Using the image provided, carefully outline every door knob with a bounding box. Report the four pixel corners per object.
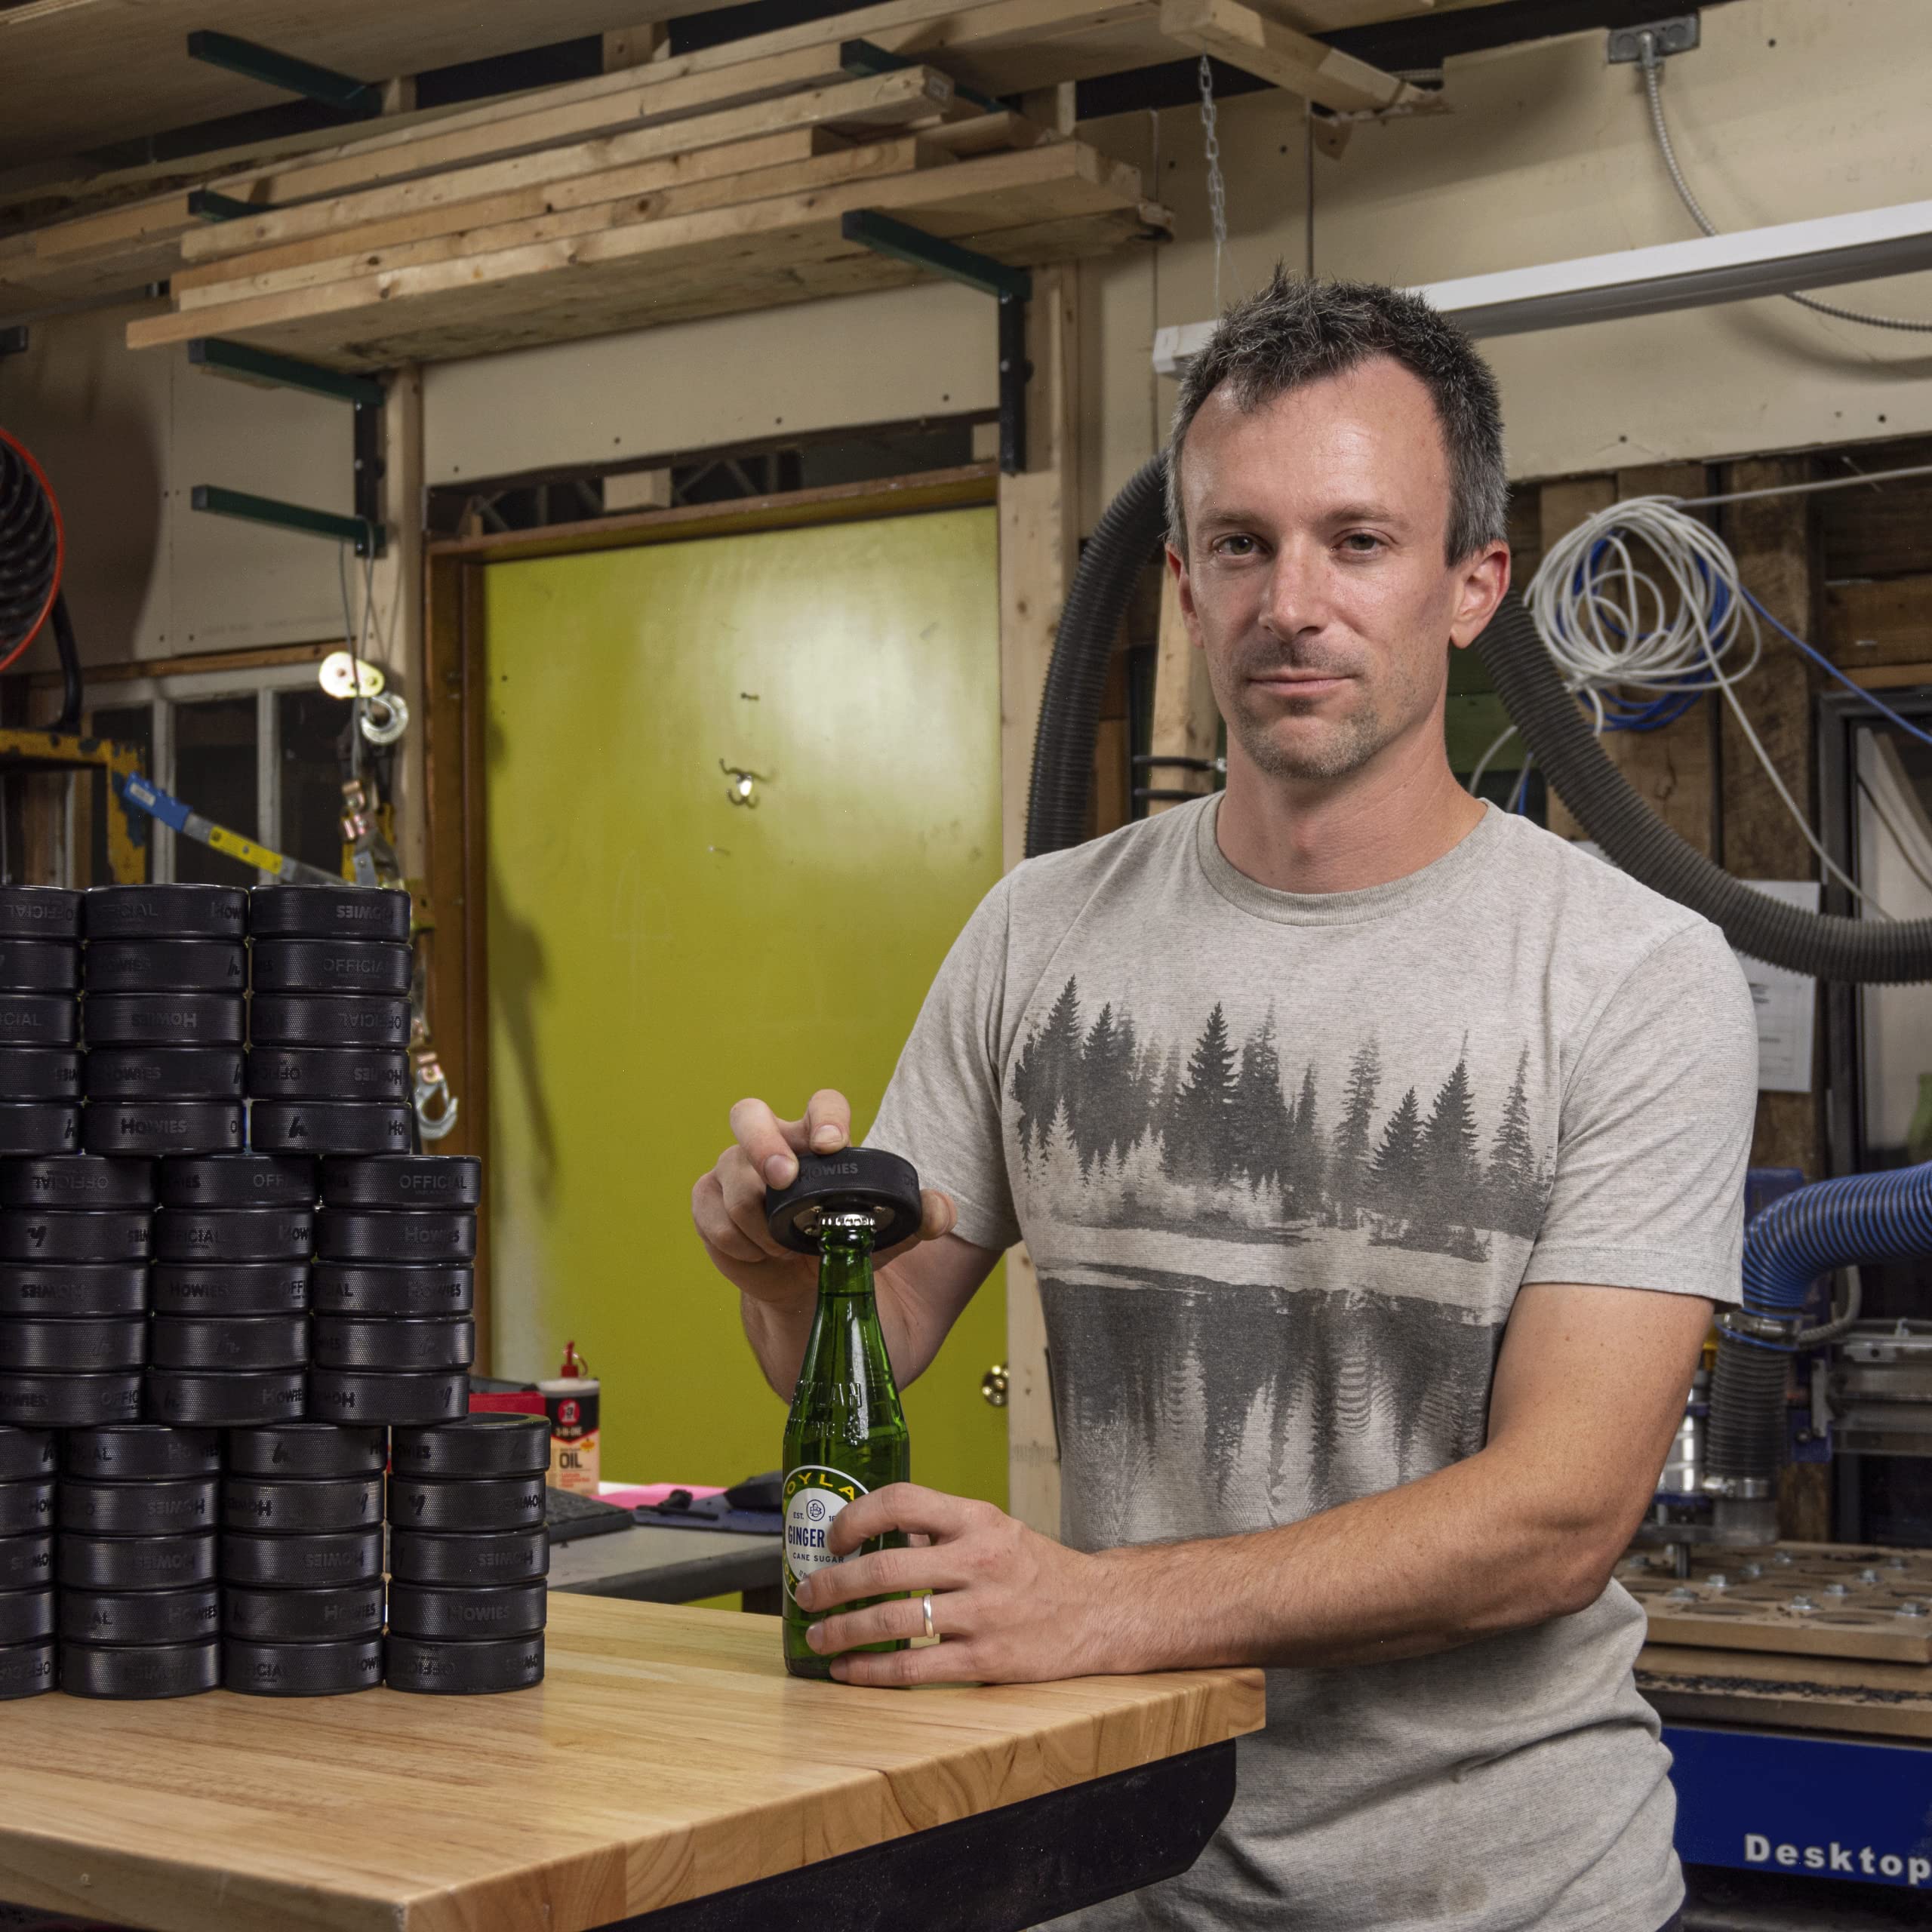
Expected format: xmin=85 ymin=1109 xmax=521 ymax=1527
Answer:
xmin=980 ymin=1362 xmax=1009 ymax=1408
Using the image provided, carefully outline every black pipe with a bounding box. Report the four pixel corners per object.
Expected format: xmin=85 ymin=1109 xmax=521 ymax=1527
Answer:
xmin=1027 ymin=456 xmax=1932 ymax=983
xmin=49 ymin=592 xmax=82 ymax=736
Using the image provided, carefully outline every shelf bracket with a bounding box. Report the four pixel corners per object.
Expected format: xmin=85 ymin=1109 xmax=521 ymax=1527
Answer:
xmin=187 ymin=338 xmax=387 ymax=557
xmin=839 ymin=210 xmax=1032 ymax=475
xmin=186 ymin=30 xmax=384 ymax=117
xmin=187 ymin=188 xmax=262 ymax=224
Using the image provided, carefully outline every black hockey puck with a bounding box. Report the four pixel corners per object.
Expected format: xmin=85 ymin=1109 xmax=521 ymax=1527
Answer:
xmin=0 ymin=1534 xmax=50 ymax=1589
xmin=0 ymin=887 xmax=79 ymax=940
xmin=226 ymin=1422 xmax=387 ymax=1480
xmin=85 ymin=940 xmax=245 ymax=995
xmin=0 ymin=941 xmax=78 ymax=994
xmin=158 ymin=1153 xmax=316 ymax=1210
xmin=309 ymin=1263 xmax=472 ymax=1318
xmin=252 ymin=939 xmax=412 ymax=998
xmin=0 ymin=1263 xmax=148 ymax=1318
xmin=306 ymin=1367 xmax=468 ymax=1424
xmin=0 ymin=1424 xmax=54 ymax=1479
xmin=63 ymin=1423 xmax=220 ymax=1480
xmin=85 ymin=1102 xmax=244 ymax=1158
xmin=225 ymin=1633 xmax=381 ymax=1697
xmin=59 ymin=1531 xmax=217 ymax=1592
xmin=57 ymin=1475 xmax=218 ymax=1537
xmin=251 ymin=885 xmax=411 ymax=944
xmin=315 ymin=1210 xmax=475 ymax=1264
xmin=152 ymin=1208 xmax=312 ymax=1264
xmin=60 ymin=1585 xmax=218 ymax=1646
xmin=388 ymin=1525 xmax=549 ymax=1588
xmin=84 ymin=884 xmax=246 ymax=941
xmin=150 ymin=1263 xmax=307 ymax=1317
xmin=0 ymin=1478 xmax=52 ymax=1535
xmin=311 ymin=1317 xmax=473 ymax=1373
xmin=61 ymin=1638 xmax=219 ymax=1699
xmin=223 ymin=1474 xmax=382 ymax=1534
xmin=248 ymin=1048 xmax=409 ymax=1103
xmin=0 ymin=1586 xmax=53 ymax=1645
xmin=392 ymin=1414 xmax=549 ymax=1480
xmin=0 ymin=1371 xmax=141 ymax=1427
xmin=385 ymin=1632 xmax=544 ymax=1695
xmin=85 ymin=992 xmax=245 ymax=1048
xmin=386 ymin=1580 xmax=546 ymax=1643
xmin=1 ymin=1155 xmax=154 ymax=1211
xmin=149 ymin=1315 xmax=307 ymax=1372
xmin=0 ymin=1210 xmax=151 ymax=1264
xmin=0 ymin=1638 xmax=54 ymax=1698
xmin=0 ymin=995 xmax=78 ymax=1049
xmin=222 ymin=1581 xmax=383 ymax=1642
xmin=0 ymin=1048 xmax=82 ymax=1101
xmin=248 ymin=994 xmax=410 ymax=1050
xmin=249 ymin=1101 xmax=413 ymax=1156
xmin=0 ymin=1103 xmax=78 ymax=1155
xmin=144 ymin=1368 xmax=305 ymax=1427
xmin=321 ymin=1155 xmax=481 ymax=1211
xmin=85 ymin=1047 xmax=245 ymax=1102
xmin=388 ymin=1473 xmax=543 ymax=1532
xmin=220 ymin=1524 xmax=382 ymax=1589
xmin=767 ymin=1147 xmax=922 ymax=1255
xmin=0 ymin=1316 xmax=146 ymax=1372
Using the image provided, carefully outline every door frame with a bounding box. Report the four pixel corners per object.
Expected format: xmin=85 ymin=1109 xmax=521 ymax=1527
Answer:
xmin=422 ymin=463 xmax=998 ymax=1372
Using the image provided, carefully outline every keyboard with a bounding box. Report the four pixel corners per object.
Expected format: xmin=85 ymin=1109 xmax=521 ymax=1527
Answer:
xmin=544 ymin=1485 xmax=637 ymax=1543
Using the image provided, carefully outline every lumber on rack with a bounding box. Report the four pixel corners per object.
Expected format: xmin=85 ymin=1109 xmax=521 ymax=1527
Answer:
xmin=1159 ymin=0 xmax=1431 ymax=113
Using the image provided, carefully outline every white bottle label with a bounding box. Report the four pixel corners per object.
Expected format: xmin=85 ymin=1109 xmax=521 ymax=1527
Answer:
xmin=783 ymin=1466 xmax=866 ymax=1598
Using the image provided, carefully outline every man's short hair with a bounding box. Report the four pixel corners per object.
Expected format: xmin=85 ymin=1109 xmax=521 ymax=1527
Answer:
xmin=1166 ymin=269 xmax=1508 ymax=565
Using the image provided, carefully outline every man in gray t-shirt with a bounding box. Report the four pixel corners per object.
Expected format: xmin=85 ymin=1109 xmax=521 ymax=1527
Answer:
xmin=693 ymin=272 xmax=1756 ymax=1932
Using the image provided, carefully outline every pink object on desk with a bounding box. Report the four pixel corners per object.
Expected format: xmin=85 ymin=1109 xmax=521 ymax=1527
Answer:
xmin=598 ymin=1481 xmax=727 ymax=1509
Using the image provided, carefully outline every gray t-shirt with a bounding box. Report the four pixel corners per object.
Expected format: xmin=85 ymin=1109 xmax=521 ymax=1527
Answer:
xmin=869 ymin=797 xmax=1757 ymax=1932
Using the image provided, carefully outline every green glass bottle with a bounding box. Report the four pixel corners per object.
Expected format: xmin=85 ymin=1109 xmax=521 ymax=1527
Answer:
xmin=766 ymin=1150 xmax=921 ymax=1681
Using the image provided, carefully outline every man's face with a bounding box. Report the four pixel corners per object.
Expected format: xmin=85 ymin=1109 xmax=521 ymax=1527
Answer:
xmin=1173 ymin=355 xmax=1507 ymax=786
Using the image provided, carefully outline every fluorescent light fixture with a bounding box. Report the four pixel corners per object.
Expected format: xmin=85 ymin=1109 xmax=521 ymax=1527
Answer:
xmin=1152 ymin=197 xmax=1932 ymax=375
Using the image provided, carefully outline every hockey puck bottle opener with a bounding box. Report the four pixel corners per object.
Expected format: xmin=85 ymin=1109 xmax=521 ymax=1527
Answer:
xmin=768 ymin=1149 xmax=918 ymax=1681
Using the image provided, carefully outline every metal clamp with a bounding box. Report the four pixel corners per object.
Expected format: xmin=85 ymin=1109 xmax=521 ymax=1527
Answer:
xmin=1718 ymin=1307 xmax=1801 ymax=1345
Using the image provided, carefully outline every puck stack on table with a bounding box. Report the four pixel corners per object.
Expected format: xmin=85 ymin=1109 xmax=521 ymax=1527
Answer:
xmin=82 ymin=884 xmax=248 ymax=1159
xmin=222 ymin=1422 xmax=385 ymax=1697
xmin=0 ymin=1424 xmax=54 ymax=1699
xmin=386 ymin=1414 xmax=548 ymax=1694
xmin=0 ymin=1158 xmax=153 ymax=1429
xmin=147 ymin=1156 xmax=313 ymax=1429
xmin=57 ymin=1423 xmax=220 ymax=1700
xmin=310 ymin=1155 xmax=478 ymax=1426
xmin=248 ymin=887 xmax=414 ymax=1158
xmin=0 ymin=887 xmax=82 ymax=1158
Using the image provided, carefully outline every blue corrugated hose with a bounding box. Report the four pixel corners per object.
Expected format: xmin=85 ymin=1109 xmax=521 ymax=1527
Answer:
xmin=1741 ymin=1163 xmax=1932 ymax=1326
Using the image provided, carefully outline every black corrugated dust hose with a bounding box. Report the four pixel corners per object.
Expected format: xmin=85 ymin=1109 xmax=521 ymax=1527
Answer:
xmin=1026 ymin=454 xmax=1932 ymax=984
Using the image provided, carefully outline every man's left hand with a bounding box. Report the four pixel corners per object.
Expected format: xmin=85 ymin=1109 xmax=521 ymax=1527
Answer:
xmin=793 ymin=1483 xmax=1126 ymax=1685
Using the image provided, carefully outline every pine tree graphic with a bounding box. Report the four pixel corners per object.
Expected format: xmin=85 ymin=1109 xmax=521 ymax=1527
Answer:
xmin=1369 ymin=1085 xmax=1423 ymax=1225
xmin=1166 ymin=1003 xmax=1240 ymax=1184
xmin=1284 ymin=1062 xmax=1324 ymax=1217
xmin=1231 ymin=1017 xmax=1294 ymax=1192
xmin=1330 ymin=1037 xmax=1383 ymax=1229
xmin=1486 ymin=1045 xmax=1543 ymax=1238
xmin=1012 ymin=977 xmax=1084 ymax=1161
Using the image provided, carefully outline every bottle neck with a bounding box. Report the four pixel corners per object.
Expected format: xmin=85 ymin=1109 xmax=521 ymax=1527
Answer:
xmin=817 ymin=1214 xmax=877 ymax=1298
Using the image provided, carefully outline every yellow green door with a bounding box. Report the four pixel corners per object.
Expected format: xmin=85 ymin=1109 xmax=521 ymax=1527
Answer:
xmin=481 ymin=505 xmax=1008 ymax=1507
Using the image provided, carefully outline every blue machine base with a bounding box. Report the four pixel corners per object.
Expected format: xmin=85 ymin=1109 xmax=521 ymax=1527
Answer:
xmin=1667 ymin=1724 xmax=1932 ymax=1890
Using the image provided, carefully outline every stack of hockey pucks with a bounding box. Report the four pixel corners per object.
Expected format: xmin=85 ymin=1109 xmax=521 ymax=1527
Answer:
xmin=248 ymin=887 xmax=414 ymax=1158
xmin=0 ymin=888 xmax=82 ymax=1157
xmin=57 ymin=1423 xmax=220 ymax=1699
xmin=221 ymin=1423 xmax=385 ymax=1697
xmin=0 ymin=1158 xmax=152 ymax=1428
xmin=309 ymin=1155 xmax=478 ymax=1426
xmin=82 ymin=884 xmax=248 ymax=1158
xmin=146 ymin=1156 xmax=313 ymax=1428
xmin=0 ymin=1424 xmax=54 ymax=1698
xmin=386 ymin=1414 xmax=547 ymax=1694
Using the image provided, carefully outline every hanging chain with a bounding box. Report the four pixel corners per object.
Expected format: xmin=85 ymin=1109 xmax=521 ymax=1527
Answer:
xmin=1197 ymin=56 xmax=1227 ymax=311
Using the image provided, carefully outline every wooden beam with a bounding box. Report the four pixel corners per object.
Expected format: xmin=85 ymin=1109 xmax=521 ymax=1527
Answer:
xmin=1824 ymin=572 xmax=1932 ymax=669
xmin=1147 ymin=567 xmax=1219 ymax=814
xmin=1157 ymin=0 xmax=1425 ymax=114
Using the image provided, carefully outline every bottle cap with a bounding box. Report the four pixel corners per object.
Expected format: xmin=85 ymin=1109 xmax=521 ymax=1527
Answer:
xmin=764 ymin=1148 xmax=921 ymax=1256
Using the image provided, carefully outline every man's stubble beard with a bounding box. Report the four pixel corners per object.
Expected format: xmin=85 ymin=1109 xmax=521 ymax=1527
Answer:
xmin=1212 ymin=635 xmax=1435 ymax=783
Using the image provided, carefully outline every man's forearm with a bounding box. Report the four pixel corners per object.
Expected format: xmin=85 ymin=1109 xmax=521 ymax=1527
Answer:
xmin=1091 ymin=1441 xmax=1633 ymax=1674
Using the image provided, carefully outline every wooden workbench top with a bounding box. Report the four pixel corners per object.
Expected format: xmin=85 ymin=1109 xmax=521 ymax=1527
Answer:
xmin=0 ymin=1596 xmax=1263 ymax=1932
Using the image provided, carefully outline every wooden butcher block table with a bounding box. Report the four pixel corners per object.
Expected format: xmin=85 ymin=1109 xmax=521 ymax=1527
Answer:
xmin=0 ymin=1595 xmax=1264 ymax=1932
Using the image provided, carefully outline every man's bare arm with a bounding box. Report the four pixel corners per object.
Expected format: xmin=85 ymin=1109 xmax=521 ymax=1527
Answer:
xmin=798 ymin=1280 xmax=1709 ymax=1684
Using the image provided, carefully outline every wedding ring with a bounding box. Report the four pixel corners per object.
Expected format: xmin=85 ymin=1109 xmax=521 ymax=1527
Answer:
xmin=921 ymin=1592 xmax=937 ymax=1641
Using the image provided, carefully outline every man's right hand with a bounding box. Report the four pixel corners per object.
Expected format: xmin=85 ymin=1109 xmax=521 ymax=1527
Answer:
xmin=690 ymin=1089 xmax=957 ymax=1307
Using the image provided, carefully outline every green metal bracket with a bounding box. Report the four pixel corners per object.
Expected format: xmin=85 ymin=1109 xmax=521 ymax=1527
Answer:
xmin=190 ymin=485 xmax=386 ymax=558
xmin=186 ymin=29 xmax=383 ymax=116
xmin=189 ymin=338 xmax=386 ymax=408
xmin=187 ymin=188 xmax=258 ymax=223
xmin=838 ymin=37 xmax=1004 ymax=115
xmin=839 ymin=210 xmax=1032 ymax=474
